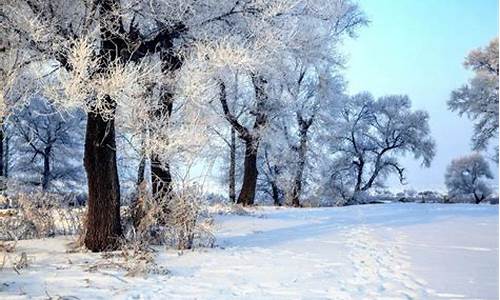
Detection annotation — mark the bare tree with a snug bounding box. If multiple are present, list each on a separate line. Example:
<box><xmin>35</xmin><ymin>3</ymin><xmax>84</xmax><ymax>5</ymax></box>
<box><xmin>445</xmin><ymin>153</ymin><xmax>493</xmax><ymax>204</ymax></box>
<box><xmin>9</xmin><ymin>97</ymin><xmax>85</xmax><ymax>191</ymax></box>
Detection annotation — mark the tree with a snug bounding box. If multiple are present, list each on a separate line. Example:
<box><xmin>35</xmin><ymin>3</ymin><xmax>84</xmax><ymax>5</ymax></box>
<box><xmin>280</xmin><ymin>66</ymin><xmax>345</xmax><ymax>206</ymax></box>
<box><xmin>445</xmin><ymin>153</ymin><xmax>493</xmax><ymax>204</ymax></box>
<box><xmin>9</xmin><ymin>97</ymin><xmax>85</xmax><ymax>191</ymax></box>
<box><xmin>2</xmin><ymin>0</ymin><xmax>163</xmax><ymax>250</ymax></box>
<box><xmin>2</xmin><ymin>0</ymin><xmax>367</xmax><ymax>246</ymax></box>
<box><xmin>448</xmin><ymin>38</ymin><xmax>499</xmax><ymax>156</ymax></box>
<box><xmin>218</xmin><ymin>75</ymin><xmax>269</xmax><ymax>206</ymax></box>
<box><xmin>259</xmin><ymin>142</ymin><xmax>285</xmax><ymax>205</ymax></box>
<box><xmin>190</xmin><ymin>1</ymin><xmax>367</xmax><ymax>206</ymax></box>
<box><xmin>323</xmin><ymin>93</ymin><xmax>435</xmax><ymax>205</ymax></box>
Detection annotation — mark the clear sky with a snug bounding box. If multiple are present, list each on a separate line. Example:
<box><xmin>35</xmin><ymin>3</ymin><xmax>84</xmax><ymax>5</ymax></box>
<box><xmin>342</xmin><ymin>0</ymin><xmax>499</xmax><ymax>192</ymax></box>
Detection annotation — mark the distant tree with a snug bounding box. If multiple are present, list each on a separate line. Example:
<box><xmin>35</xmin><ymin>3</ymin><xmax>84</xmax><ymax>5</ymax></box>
<box><xmin>323</xmin><ymin>93</ymin><xmax>435</xmax><ymax>205</ymax></box>
<box><xmin>445</xmin><ymin>153</ymin><xmax>493</xmax><ymax>204</ymax></box>
<box><xmin>255</xmin><ymin>62</ymin><xmax>347</xmax><ymax>207</ymax></box>
<box><xmin>448</xmin><ymin>38</ymin><xmax>499</xmax><ymax>157</ymax></box>
<box><xmin>10</xmin><ymin>97</ymin><xmax>85</xmax><ymax>191</ymax></box>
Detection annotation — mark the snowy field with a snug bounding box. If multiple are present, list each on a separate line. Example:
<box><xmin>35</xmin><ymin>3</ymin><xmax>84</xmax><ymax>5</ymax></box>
<box><xmin>1</xmin><ymin>203</ymin><xmax>498</xmax><ymax>300</ymax></box>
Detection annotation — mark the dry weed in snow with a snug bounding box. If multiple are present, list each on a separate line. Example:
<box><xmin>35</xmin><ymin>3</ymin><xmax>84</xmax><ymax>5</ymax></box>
<box><xmin>0</xmin><ymin>192</ymin><xmax>84</xmax><ymax>241</ymax></box>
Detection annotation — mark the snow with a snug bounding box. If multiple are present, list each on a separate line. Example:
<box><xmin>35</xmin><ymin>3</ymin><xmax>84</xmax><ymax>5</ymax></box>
<box><xmin>1</xmin><ymin>203</ymin><xmax>498</xmax><ymax>299</ymax></box>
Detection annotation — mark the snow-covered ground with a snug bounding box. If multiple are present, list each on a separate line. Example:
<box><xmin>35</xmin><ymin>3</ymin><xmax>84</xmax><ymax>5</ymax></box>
<box><xmin>1</xmin><ymin>203</ymin><xmax>498</xmax><ymax>299</ymax></box>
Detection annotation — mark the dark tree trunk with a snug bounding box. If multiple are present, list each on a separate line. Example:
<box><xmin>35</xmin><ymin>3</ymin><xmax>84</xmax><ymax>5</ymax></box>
<box><xmin>151</xmin><ymin>154</ymin><xmax>172</xmax><ymax>200</ymax></box>
<box><xmin>219</xmin><ymin>75</ymin><xmax>267</xmax><ymax>206</ymax></box>
<box><xmin>237</xmin><ymin>140</ymin><xmax>258</xmax><ymax>206</ymax></box>
<box><xmin>291</xmin><ymin>171</ymin><xmax>303</xmax><ymax>207</ymax></box>
<box><xmin>136</xmin><ymin>156</ymin><xmax>146</xmax><ymax>187</ymax></box>
<box><xmin>149</xmin><ymin>30</ymin><xmax>184</xmax><ymax>200</ymax></box>
<box><xmin>271</xmin><ymin>179</ymin><xmax>281</xmax><ymax>206</ymax></box>
<box><xmin>290</xmin><ymin>117</ymin><xmax>311</xmax><ymax>207</ymax></box>
<box><xmin>0</xmin><ymin>124</ymin><xmax>4</xmax><ymax>192</ymax></box>
<box><xmin>0</xmin><ymin>124</ymin><xmax>3</xmax><ymax>178</ymax></box>
<box><xmin>229</xmin><ymin>128</ymin><xmax>236</xmax><ymax>203</ymax></box>
<box><xmin>131</xmin><ymin>154</ymin><xmax>147</xmax><ymax>228</ymax></box>
<box><xmin>4</xmin><ymin>131</ymin><xmax>8</xmax><ymax>178</ymax></box>
<box><xmin>84</xmin><ymin>111</ymin><xmax>122</xmax><ymax>252</ymax></box>
<box><xmin>263</xmin><ymin>146</ymin><xmax>282</xmax><ymax>206</ymax></box>
<box><xmin>41</xmin><ymin>146</ymin><xmax>51</xmax><ymax>190</ymax></box>
<box><xmin>347</xmin><ymin>156</ymin><xmax>365</xmax><ymax>205</ymax></box>
<box><xmin>150</xmin><ymin>91</ymin><xmax>174</xmax><ymax>201</ymax></box>
<box><xmin>473</xmin><ymin>192</ymin><xmax>483</xmax><ymax>204</ymax></box>
<box><xmin>81</xmin><ymin>0</ymin><xmax>123</xmax><ymax>252</ymax></box>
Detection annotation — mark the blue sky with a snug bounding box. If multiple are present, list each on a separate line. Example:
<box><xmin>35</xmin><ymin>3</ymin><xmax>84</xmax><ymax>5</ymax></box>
<box><xmin>342</xmin><ymin>0</ymin><xmax>499</xmax><ymax>191</ymax></box>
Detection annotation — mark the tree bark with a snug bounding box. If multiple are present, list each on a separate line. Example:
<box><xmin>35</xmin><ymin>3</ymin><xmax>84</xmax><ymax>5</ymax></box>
<box><xmin>149</xmin><ymin>29</ymin><xmax>184</xmax><ymax>201</ymax></box>
<box><xmin>131</xmin><ymin>154</ymin><xmax>147</xmax><ymax>228</ymax></box>
<box><xmin>150</xmin><ymin>92</ymin><xmax>174</xmax><ymax>201</ymax></box>
<box><xmin>271</xmin><ymin>179</ymin><xmax>281</xmax><ymax>206</ymax></box>
<box><xmin>237</xmin><ymin>140</ymin><xmax>258</xmax><ymax>206</ymax></box>
<box><xmin>84</xmin><ymin>111</ymin><xmax>122</xmax><ymax>252</ymax></box>
<box><xmin>0</xmin><ymin>123</ymin><xmax>4</xmax><ymax>192</ymax></box>
<box><xmin>0</xmin><ymin>124</ymin><xmax>4</xmax><ymax>178</ymax></box>
<box><xmin>41</xmin><ymin>146</ymin><xmax>51</xmax><ymax>190</ymax></box>
<box><xmin>473</xmin><ymin>192</ymin><xmax>483</xmax><ymax>204</ymax></box>
<box><xmin>291</xmin><ymin>165</ymin><xmax>304</xmax><ymax>207</ymax></box>
<box><xmin>4</xmin><ymin>130</ymin><xmax>9</xmax><ymax>178</ymax></box>
<box><xmin>229</xmin><ymin>128</ymin><xmax>236</xmax><ymax>203</ymax></box>
<box><xmin>136</xmin><ymin>156</ymin><xmax>146</xmax><ymax>187</ymax></box>
<box><xmin>219</xmin><ymin>75</ymin><xmax>267</xmax><ymax>206</ymax></box>
<box><xmin>151</xmin><ymin>154</ymin><xmax>172</xmax><ymax>200</ymax></box>
<box><xmin>290</xmin><ymin>117</ymin><xmax>311</xmax><ymax>207</ymax></box>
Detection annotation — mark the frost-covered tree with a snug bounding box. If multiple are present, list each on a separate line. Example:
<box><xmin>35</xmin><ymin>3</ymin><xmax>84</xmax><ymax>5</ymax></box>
<box><xmin>2</xmin><ymin>0</ymin><xmax>162</xmax><ymax>251</ymax></box>
<box><xmin>2</xmin><ymin>0</ymin><xmax>368</xmax><ymax>247</ymax></box>
<box><xmin>445</xmin><ymin>153</ymin><xmax>493</xmax><ymax>204</ymax></box>
<box><xmin>186</xmin><ymin>0</ymin><xmax>367</xmax><ymax>206</ymax></box>
<box><xmin>258</xmin><ymin>141</ymin><xmax>285</xmax><ymax>205</ymax></box>
<box><xmin>254</xmin><ymin>66</ymin><xmax>345</xmax><ymax>206</ymax></box>
<box><xmin>322</xmin><ymin>93</ymin><xmax>435</xmax><ymax>205</ymax></box>
<box><xmin>448</xmin><ymin>38</ymin><xmax>499</xmax><ymax>155</ymax></box>
<box><xmin>280</xmin><ymin>66</ymin><xmax>345</xmax><ymax>206</ymax></box>
<box><xmin>9</xmin><ymin>97</ymin><xmax>85</xmax><ymax>191</ymax></box>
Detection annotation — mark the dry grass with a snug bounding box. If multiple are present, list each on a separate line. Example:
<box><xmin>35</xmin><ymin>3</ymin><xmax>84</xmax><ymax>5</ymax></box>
<box><xmin>0</xmin><ymin>192</ymin><xmax>84</xmax><ymax>241</ymax></box>
<box><xmin>125</xmin><ymin>183</ymin><xmax>215</xmax><ymax>251</ymax></box>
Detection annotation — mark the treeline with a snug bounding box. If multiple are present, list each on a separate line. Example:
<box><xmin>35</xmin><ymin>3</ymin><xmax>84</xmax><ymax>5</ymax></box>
<box><xmin>1</xmin><ymin>1</ymin><xmax>497</xmax><ymax>252</ymax></box>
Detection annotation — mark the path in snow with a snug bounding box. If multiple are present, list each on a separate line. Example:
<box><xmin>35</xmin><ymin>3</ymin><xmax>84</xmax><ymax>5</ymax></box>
<box><xmin>338</xmin><ymin>206</ymin><xmax>430</xmax><ymax>299</ymax></box>
<box><xmin>0</xmin><ymin>203</ymin><xmax>498</xmax><ymax>299</ymax></box>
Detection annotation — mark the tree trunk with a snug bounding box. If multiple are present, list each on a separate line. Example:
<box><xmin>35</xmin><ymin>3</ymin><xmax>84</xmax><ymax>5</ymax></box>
<box><xmin>84</xmin><ymin>111</ymin><xmax>122</xmax><ymax>252</ymax></box>
<box><xmin>473</xmin><ymin>192</ymin><xmax>483</xmax><ymax>204</ymax></box>
<box><xmin>0</xmin><ymin>124</ymin><xmax>4</xmax><ymax>178</ymax></box>
<box><xmin>136</xmin><ymin>155</ymin><xmax>146</xmax><ymax>187</ymax></box>
<box><xmin>151</xmin><ymin>92</ymin><xmax>174</xmax><ymax>201</ymax></box>
<box><xmin>229</xmin><ymin>128</ymin><xmax>236</xmax><ymax>203</ymax></box>
<box><xmin>149</xmin><ymin>34</ymin><xmax>184</xmax><ymax>201</ymax></box>
<box><xmin>237</xmin><ymin>140</ymin><xmax>258</xmax><ymax>206</ymax></box>
<box><xmin>41</xmin><ymin>146</ymin><xmax>51</xmax><ymax>190</ymax></box>
<box><xmin>4</xmin><ymin>131</ymin><xmax>9</xmax><ymax>178</ymax></box>
<box><xmin>220</xmin><ymin>75</ymin><xmax>267</xmax><ymax>206</ymax></box>
<box><xmin>271</xmin><ymin>179</ymin><xmax>281</xmax><ymax>206</ymax></box>
<box><xmin>291</xmin><ymin>172</ymin><xmax>303</xmax><ymax>207</ymax></box>
<box><xmin>291</xmin><ymin>124</ymin><xmax>309</xmax><ymax>207</ymax></box>
<box><xmin>0</xmin><ymin>124</ymin><xmax>4</xmax><ymax>192</ymax></box>
<box><xmin>131</xmin><ymin>154</ymin><xmax>147</xmax><ymax>228</ymax></box>
<box><xmin>151</xmin><ymin>154</ymin><xmax>172</xmax><ymax>200</ymax></box>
